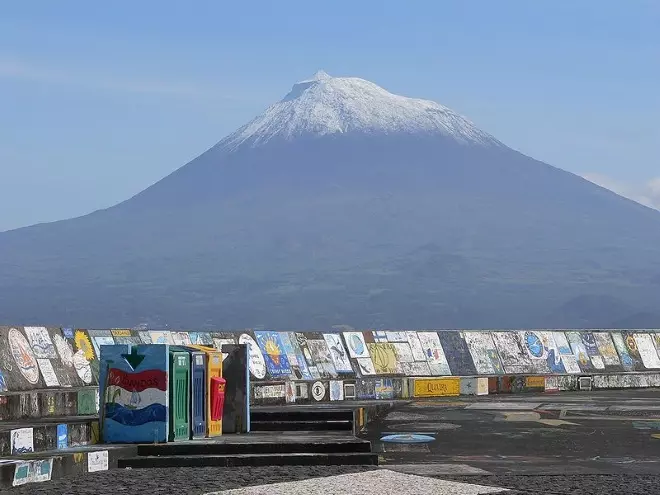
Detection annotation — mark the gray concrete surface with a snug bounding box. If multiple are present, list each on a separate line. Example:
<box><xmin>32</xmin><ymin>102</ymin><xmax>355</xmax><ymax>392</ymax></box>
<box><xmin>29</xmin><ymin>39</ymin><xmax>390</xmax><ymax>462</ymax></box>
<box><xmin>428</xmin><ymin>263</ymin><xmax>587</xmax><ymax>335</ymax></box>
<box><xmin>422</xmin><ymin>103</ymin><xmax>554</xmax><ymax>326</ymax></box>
<box><xmin>6</xmin><ymin>390</ymin><xmax>660</xmax><ymax>494</ymax></box>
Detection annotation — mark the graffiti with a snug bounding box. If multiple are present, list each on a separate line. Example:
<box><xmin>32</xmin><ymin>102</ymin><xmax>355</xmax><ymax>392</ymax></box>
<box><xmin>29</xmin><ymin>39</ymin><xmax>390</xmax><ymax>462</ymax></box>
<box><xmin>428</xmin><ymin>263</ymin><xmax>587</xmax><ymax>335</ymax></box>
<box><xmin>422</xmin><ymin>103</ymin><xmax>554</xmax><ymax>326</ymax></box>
<box><xmin>356</xmin><ymin>356</ymin><xmax>377</xmax><ymax>376</ymax></box>
<box><xmin>88</xmin><ymin>330</ymin><xmax>116</xmax><ymax>361</ymax></box>
<box><xmin>329</xmin><ymin>380</ymin><xmax>344</xmax><ymax>401</ymax></box>
<box><xmin>73</xmin><ymin>350</ymin><xmax>93</xmax><ymax>384</ymax></box>
<box><xmin>492</xmin><ymin>332</ymin><xmax>532</xmax><ymax>374</ymax></box>
<box><xmin>385</xmin><ymin>331</ymin><xmax>407</xmax><ymax>342</ymax></box>
<box><xmin>438</xmin><ymin>332</ymin><xmax>477</xmax><ymax>376</ymax></box>
<box><xmin>367</xmin><ymin>343</ymin><xmax>399</xmax><ymax>374</ymax></box>
<box><xmin>323</xmin><ymin>333</ymin><xmax>353</xmax><ymax>373</ymax></box>
<box><xmin>417</xmin><ymin>332</ymin><xmax>451</xmax><ymax>375</ymax></box>
<box><xmin>238</xmin><ymin>333</ymin><xmax>267</xmax><ymax>379</ymax></box>
<box><xmin>52</xmin><ymin>334</ymin><xmax>74</xmax><ymax>368</ymax></box>
<box><xmin>633</xmin><ymin>333</ymin><xmax>660</xmax><ymax>369</ymax></box>
<box><xmin>5</xmin><ymin>325</ymin><xmax>660</xmax><ymax>403</ymax></box>
<box><xmin>294</xmin><ymin>333</ymin><xmax>321</xmax><ymax>379</ymax></box>
<box><xmin>567</xmin><ymin>332</ymin><xmax>594</xmax><ymax>371</ymax></box>
<box><xmin>101</xmin><ymin>345</ymin><xmax>168</xmax><ymax>443</ymax></box>
<box><xmin>374</xmin><ymin>378</ymin><xmax>394</xmax><ymax>399</ymax></box>
<box><xmin>279</xmin><ymin>332</ymin><xmax>313</xmax><ymax>380</ymax></box>
<box><xmin>306</xmin><ymin>337</ymin><xmax>338</xmax><ymax>378</ymax></box>
<box><xmin>343</xmin><ymin>332</ymin><xmax>370</xmax><ymax>359</ymax></box>
<box><xmin>36</xmin><ymin>359</ymin><xmax>60</xmax><ymax>387</ymax></box>
<box><xmin>254</xmin><ymin>331</ymin><xmax>293</xmax><ymax>377</ymax></box>
<box><xmin>581</xmin><ymin>332</ymin><xmax>605</xmax><ymax>369</ymax></box>
<box><xmin>9</xmin><ymin>328</ymin><xmax>40</xmax><ymax>385</ymax></box>
<box><xmin>23</xmin><ymin>327</ymin><xmax>57</xmax><ymax>359</ymax></box>
<box><xmin>406</xmin><ymin>331</ymin><xmax>427</xmax><ymax>361</ymax></box>
<box><xmin>11</xmin><ymin>428</ymin><xmax>34</xmax><ymax>455</ymax></box>
<box><xmin>593</xmin><ymin>332</ymin><xmax>621</xmax><ymax>367</ymax></box>
<box><xmin>464</xmin><ymin>332</ymin><xmax>503</xmax><ymax>375</ymax></box>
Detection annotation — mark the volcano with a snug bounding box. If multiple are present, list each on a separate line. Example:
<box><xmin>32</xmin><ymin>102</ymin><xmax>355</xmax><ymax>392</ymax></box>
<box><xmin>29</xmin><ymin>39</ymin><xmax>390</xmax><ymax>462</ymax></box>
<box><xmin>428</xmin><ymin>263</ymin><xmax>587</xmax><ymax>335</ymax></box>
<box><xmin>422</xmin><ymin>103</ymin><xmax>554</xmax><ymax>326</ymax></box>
<box><xmin>2</xmin><ymin>71</ymin><xmax>660</xmax><ymax>329</ymax></box>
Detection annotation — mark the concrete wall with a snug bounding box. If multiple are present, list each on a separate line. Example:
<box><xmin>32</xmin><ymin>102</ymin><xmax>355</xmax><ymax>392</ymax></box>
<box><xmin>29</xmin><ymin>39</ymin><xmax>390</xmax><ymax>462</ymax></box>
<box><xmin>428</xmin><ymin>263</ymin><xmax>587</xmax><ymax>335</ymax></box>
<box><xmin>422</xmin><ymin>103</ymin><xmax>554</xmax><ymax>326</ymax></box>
<box><xmin>3</xmin><ymin>327</ymin><xmax>660</xmax><ymax>404</ymax></box>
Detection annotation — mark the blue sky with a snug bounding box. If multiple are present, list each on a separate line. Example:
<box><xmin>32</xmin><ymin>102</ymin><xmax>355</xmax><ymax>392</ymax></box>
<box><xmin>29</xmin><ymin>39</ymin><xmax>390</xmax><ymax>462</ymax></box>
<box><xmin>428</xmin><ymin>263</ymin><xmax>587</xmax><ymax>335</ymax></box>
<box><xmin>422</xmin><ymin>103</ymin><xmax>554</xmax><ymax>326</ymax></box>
<box><xmin>1</xmin><ymin>1</ymin><xmax>658</xmax><ymax>231</ymax></box>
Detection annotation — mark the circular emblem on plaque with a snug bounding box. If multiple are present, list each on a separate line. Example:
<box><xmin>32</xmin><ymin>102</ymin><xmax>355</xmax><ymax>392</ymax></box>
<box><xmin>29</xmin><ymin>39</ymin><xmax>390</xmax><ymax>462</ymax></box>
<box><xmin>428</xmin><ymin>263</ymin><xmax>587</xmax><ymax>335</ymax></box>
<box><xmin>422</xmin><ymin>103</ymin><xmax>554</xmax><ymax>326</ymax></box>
<box><xmin>238</xmin><ymin>334</ymin><xmax>267</xmax><ymax>379</ymax></box>
<box><xmin>312</xmin><ymin>381</ymin><xmax>326</xmax><ymax>401</ymax></box>
<box><xmin>8</xmin><ymin>328</ymin><xmax>39</xmax><ymax>384</ymax></box>
<box><xmin>525</xmin><ymin>332</ymin><xmax>544</xmax><ymax>358</ymax></box>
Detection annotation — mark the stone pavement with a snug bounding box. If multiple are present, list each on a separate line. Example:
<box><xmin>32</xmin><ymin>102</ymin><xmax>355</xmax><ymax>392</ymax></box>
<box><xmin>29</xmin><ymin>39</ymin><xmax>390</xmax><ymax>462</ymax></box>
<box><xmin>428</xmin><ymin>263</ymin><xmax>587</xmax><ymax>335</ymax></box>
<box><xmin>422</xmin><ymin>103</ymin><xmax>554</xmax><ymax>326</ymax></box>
<box><xmin>5</xmin><ymin>390</ymin><xmax>660</xmax><ymax>494</ymax></box>
<box><xmin>207</xmin><ymin>470</ymin><xmax>506</xmax><ymax>495</ymax></box>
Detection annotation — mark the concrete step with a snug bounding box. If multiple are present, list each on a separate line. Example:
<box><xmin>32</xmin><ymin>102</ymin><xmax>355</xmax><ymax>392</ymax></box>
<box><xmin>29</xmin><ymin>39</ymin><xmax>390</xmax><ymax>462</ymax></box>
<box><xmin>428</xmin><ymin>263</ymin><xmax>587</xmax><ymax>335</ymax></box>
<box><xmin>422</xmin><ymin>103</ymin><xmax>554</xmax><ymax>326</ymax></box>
<box><xmin>250</xmin><ymin>409</ymin><xmax>354</xmax><ymax>422</ymax></box>
<box><xmin>250</xmin><ymin>419</ymin><xmax>353</xmax><ymax>431</ymax></box>
<box><xmin>137</xmin><ymin>438</ymin><xmax>371</xmax><ymax>456</ymax></box>
<box><xmin>119</xmin><ymin>452</ymin><xmax>379</xmax><ymax>468</ymax></box>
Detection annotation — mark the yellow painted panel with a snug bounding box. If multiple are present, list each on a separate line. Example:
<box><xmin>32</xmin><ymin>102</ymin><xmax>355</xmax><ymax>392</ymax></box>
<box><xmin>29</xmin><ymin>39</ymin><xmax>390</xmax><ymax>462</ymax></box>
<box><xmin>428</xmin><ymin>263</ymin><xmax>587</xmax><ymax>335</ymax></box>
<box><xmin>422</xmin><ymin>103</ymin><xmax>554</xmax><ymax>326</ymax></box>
<box><xmin>526</xmin><ymin>376</ymin><xmax>545</xmax><ymax>388</ymax></box>
<box><xmin>366</xmin><ymin>343</ymin><xmax>398</xmax><ymax>374</ymax></box>
<box><xmin>413</xmin><ymin>378</ymin><xmax>460</xmax><ymax>397</ymax></box>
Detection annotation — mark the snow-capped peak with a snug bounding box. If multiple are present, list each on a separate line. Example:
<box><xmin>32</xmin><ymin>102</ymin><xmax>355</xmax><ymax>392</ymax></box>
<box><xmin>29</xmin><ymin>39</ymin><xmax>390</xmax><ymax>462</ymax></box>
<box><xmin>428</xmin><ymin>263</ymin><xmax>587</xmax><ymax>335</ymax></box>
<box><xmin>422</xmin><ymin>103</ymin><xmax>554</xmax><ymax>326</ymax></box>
<box><xmin>218</xmin><ymin>71</ymin><xmax>502</xmax><ymax>151</ymax></box>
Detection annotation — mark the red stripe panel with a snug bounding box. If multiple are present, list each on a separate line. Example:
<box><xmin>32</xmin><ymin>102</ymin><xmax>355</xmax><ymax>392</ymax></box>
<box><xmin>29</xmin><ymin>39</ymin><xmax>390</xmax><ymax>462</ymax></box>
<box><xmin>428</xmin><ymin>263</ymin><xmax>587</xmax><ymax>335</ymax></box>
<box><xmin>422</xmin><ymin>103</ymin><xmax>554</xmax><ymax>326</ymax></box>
<box><xmin>108</xmin><ymin>368</ymin><xmax>167</xmax><ymax>392</ymax></box>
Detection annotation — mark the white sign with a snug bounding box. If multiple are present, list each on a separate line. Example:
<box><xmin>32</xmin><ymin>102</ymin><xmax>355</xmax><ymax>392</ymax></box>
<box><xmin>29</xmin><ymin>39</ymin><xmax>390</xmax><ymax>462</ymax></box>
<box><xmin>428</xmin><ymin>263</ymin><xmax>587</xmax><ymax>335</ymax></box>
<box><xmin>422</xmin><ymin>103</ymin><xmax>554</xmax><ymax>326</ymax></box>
<box><xmin>37</xmin><ymin>359</ymin><xmax>60</xmax><ymax>387</ymax></box>
<box><xmin>11</xmin><ymin>428</ymin><xmax>34</xmax><ymax>455</ymax></box>
<box><xmin>24</xmin><ymin>327</ymin><xmax>57</xmax><ymax>359</ymax></box>
<box><xmin>88</xmin><ymin>450</ymin><xmax>109</xmax><ymax>472</ymax></box>
<box><xmin>238</xmin><ymin>334</ymin><xmax>267</xmax><ymax>379</ymax></box>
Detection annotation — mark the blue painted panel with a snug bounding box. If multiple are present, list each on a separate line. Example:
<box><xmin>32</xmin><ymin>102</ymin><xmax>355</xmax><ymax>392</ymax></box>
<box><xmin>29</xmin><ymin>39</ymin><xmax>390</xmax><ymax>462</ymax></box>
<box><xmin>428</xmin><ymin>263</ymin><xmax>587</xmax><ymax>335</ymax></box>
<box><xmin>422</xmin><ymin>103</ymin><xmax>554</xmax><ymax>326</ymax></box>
<box><xmin>56</xmin><ymin>424</ymin><xmax>68</xmax><ymax>449</ymax></box>
<box><xmin>99</xmin><ymin>344</ymin><xmax>169</xmax><ymax>443</ymax></box>
<box><xmin>190</xmin><ymin>352</ymin><xmax>206</xmax><ymax>438</ymax></box>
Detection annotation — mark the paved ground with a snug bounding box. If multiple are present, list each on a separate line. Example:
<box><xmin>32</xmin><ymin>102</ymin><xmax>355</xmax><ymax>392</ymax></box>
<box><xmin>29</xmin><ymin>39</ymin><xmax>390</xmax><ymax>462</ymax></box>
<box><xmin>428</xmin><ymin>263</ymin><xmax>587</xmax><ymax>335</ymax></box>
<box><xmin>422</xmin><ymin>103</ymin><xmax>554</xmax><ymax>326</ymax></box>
<box><xmin>359</xmin><ymin>389</ymin><xmax>660</xmax><ymax>493</ymax></box>
<box><xmin>6</xmin><ymin>390</ymin><xmax>660</xmax><ymax>494</ymax></box>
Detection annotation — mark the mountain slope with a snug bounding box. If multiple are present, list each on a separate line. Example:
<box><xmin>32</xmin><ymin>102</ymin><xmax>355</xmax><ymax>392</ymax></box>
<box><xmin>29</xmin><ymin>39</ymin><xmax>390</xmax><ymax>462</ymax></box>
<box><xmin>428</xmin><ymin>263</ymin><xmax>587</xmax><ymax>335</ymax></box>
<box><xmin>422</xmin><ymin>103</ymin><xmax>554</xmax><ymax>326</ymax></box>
<box><xmin>1</xmin><ymin>71</ymin><xmax>659</xmax><ymax>329</ymax></box>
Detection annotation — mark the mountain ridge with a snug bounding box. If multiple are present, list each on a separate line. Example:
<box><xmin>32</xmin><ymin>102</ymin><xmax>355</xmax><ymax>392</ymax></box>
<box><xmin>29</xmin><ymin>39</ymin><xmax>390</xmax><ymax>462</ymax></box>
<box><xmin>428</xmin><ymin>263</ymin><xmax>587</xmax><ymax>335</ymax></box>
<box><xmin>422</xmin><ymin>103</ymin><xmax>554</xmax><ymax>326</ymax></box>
<box><xmin>0</xmin><ymin>72</ymin><xmax>659</xmax><ymax>329</ymax></box>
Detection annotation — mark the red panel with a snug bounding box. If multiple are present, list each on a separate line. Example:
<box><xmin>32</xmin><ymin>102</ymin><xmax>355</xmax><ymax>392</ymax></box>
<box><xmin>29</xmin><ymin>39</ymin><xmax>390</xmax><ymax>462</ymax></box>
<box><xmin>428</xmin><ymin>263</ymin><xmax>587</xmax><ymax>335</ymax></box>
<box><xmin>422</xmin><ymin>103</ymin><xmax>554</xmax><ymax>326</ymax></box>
<box><xmin>107</xmin><ymin>368</ymin><xmax>167</xmax><ymax>392</ymax></box>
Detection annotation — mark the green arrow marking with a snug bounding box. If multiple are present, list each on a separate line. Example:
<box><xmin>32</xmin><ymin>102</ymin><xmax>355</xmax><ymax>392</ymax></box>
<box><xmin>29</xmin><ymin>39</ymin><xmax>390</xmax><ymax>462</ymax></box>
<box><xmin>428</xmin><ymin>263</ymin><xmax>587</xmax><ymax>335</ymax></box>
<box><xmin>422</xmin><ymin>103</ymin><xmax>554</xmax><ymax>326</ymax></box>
<box><xmin>122</xmin><ymin>346</ymin><xmax>145</xmax><ymax>371</ymax></box>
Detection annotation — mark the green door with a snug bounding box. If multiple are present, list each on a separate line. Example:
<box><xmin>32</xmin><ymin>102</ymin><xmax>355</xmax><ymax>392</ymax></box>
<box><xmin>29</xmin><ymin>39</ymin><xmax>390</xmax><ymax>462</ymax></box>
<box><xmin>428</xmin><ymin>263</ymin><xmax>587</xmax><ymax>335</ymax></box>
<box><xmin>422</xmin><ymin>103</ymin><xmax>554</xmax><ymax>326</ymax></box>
<box><xmin>169</xmin><ymin>351</ymin><xmax>190</xmax><ymax>441</ymax></box>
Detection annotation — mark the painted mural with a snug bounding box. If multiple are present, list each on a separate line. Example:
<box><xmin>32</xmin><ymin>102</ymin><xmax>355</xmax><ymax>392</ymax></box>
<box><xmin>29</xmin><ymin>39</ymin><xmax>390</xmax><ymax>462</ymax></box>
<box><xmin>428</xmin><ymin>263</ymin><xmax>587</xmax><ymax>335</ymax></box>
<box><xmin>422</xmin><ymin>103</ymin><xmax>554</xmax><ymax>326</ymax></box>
<box><xmin>551</xmin><ymin>331</ymin><xmax>581</xmax><ymax>374</ymax></box>
<box><xmin>367</xmin><ymin>343</ymin><xmax>399</xmax><ymax>375</ymax></box>
<box><xmin>238</xmin><ymin>333</ymin><xmax>267</xmax><ymax>379</ymax></box>
<box><xmin>417</xmin><ymin>332</ymin><xmax>451</xmax><ymax>375</ymax></box>
<box><xmin>438</xmin><ymin>331</ymin><xmax>477</xmax><ymax>376</ymax></box>
<box><xmin>254</xmin><ymin>331</ymin><xmax>292</xmax><ymax>377</ymax></box>
<box><xmin>279</xmin><ymin>332</ymin><xmax>313</xmax><ymax>380</ymax></box>
<box><xmin>100</xmin><ymin>344</ymin><xmax>169</xmax><ymax>443</ymax></box>
<box><xmin>4</xmin><ymin>326</ymin><xmax>660</xmax><ymax>397</ymax></box>
<box><xmin>492</xmin><ymin>332</ymin><xmax>531</xmax><ymax>374</ymax></box>
<box><xmin>619</xmin><ymin>331</ymin><xmax>645</xmax><ymax>371</ymax></box>
<box><xmin>580</xmin><ymin>332</ymin><xmax>605</xmax><ymax>370</ymax></box>
<box><xmin>633</xmin><ymin>333</ymin><xmax>660</xmax><ymax>369</ymax></box>
<box><xmin>323</xmin><ymin>333</ymin><xmax>353</xmax><ymax>373</ymax></box>
<box><xmin>304</xmin><ymin>334</ymin><xmax>338</xmax><ymax>378</ymax></box>
<box><xmin>566</xmin><ymin>332</ymin><xmax>595</xmax><ymax>372</ymax></box>
<box><xmin>593</xmin><ymin>332</ymin><xmax>621</xmax><ymax>368</ymax></box>
<box><xmin>464</xmin><ymin>332</ymin><xmax>504</xmax><ymax>375</ymax></box>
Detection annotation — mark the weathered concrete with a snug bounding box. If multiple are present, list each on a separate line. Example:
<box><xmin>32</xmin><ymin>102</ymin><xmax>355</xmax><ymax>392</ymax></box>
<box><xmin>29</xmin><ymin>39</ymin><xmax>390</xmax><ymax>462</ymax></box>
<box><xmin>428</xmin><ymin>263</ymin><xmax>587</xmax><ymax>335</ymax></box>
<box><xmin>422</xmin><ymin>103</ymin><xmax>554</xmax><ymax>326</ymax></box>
<box><xmin>361</xmin><ymin>390</ymin><xmax>660</xmax><ymax>475</ymax></box>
